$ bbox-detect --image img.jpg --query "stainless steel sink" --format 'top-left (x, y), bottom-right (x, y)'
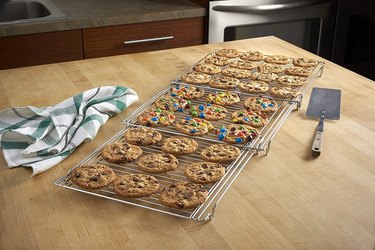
top-left (0, 0), bottom-right (66, 25)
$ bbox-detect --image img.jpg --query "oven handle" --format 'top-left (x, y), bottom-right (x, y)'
top-left (212, 0), bottom-right (329, 12)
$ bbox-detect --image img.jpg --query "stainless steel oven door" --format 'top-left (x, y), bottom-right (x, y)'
top-left (208, 0), bottom-right (337, 59)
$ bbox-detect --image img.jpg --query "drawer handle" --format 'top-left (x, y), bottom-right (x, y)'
top-left (123, 36), bottom-right (174, 45)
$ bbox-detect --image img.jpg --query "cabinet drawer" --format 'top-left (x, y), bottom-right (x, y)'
top-left (0, 30), bottom-right (83, 70)
top-left (83, 17), bottom-right (205, 58)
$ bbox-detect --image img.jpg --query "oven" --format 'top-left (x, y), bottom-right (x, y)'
top-left (208, 0), bottom-right (338, 59)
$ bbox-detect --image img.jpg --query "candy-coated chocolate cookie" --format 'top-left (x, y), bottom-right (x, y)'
top-left (175, 117), bottom-right (214, 136)
top-left (231, 109), bottom-right (268, 127)
top-left (154, 96), bottom-right (189, 112)
top-left (206, 91), bottom-right (241, 106)
top-left (170, 85), bottom-right (204, 99)
top-left (216, 124), bottom-right (259, 144)
top-left (137, 107), bottom-right (176, 127)
top-left (244, 97), bottom-right (278, 113)
top-left (189, 104), bottom-right (227, 121)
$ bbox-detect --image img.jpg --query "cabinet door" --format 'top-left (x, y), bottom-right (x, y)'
top-left (83, 17), bottom-right (205, 58)
top-left (0, 30), bottom-right (83, 70)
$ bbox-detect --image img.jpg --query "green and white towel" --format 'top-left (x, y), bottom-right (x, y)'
top-left (0, 86), bottom-right (138, 176)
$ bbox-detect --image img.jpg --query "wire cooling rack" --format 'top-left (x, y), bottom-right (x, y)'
top-left (55, 50), bottom-right (324, 222)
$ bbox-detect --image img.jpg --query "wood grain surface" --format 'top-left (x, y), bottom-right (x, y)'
top-left (0, 36), bottom-right (374, 249)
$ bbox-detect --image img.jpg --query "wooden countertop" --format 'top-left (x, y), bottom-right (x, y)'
top-left (1, 37), bottom-right (375, 249)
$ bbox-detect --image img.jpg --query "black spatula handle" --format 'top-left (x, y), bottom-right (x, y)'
top-left (312, 111), bottom-right (325, 157)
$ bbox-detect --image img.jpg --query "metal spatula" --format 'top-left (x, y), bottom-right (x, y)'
top-left (306, 87), bottom-right (341, 157)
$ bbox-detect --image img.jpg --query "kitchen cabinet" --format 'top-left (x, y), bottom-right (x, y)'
top-left (83, 17), bottom-right (205, 58)
top-left (0, 30), bottom-right (83, 70)
top-left (0, 17), bottom-right (205, 69)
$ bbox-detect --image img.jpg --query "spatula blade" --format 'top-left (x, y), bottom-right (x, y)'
top-left (306, 87), bottom-right (341, 120)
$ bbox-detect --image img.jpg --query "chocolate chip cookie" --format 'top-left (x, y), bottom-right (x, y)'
top-left (257, 63), bottom-right (284, 74)
top-left (113, 173), bottom-right (160, 198)
top-left (193, 63), bottom-right (221, 75)
top-left (208, 76), bottom-right (239, 89)
top-left (264, 55), bottom-right (289, 64)
top-left (238, 80), bottom-right (269, 94)
top-left (240, 51), bottom-right (264, 61)
top-left (184, 162), bottom-right (226, 184)
top-left (124, 127), bottom-right (162, 146)
top-left (161, 136), bottom-right (199, 155)
top-left (101, 142), bottom-right (143, 163)
top-left (284, 66), bottom-right (312, 77)
top-left (229, 60), bottom-right (258, 70)
top-left (205, 55), bottom-right (229, 66)
top-left (215, 48), bottom-right (241, 58)
top-left (250, 72), bottom-right (278, 83)
top-left (222, 67), bottom-right (252, 79)
top-left (200, 144), bottom-right (241, 163)
top-left (180, 71), bottom-right (211, 85)
top-left (159, 182), bottom-right (208, 209)
top-left (293, 57), bottom-right (318, 67)
top-left (136, 153), bottom-right (178, 174)
top-left (276, 75), bottom-right (306, 87)
top-left (70, 165), bottom-right (116, 189)
top-left (269, 86), bottom-right (299, 99)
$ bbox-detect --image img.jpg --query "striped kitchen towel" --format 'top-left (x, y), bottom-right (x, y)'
top-left (0, 86), bottom-right (138, 176)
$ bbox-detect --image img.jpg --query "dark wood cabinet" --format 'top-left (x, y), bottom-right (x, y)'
top-left (82, 17), bottom-right (205, 58)
top-left (0, 30), bottom-right (83, 70)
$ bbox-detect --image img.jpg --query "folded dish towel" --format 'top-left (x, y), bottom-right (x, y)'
top-left (0, 86), bottom-right (138, 176)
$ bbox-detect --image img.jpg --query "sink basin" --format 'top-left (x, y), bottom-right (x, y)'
top-left (0, 0), bottom-right (66, 25)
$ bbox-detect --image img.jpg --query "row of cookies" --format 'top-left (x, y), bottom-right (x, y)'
top-left (70, 165), bottom-right (207, 209)
top-left (179, 48), bottom-right (318, 99)
top-left (70, 127), bottom-right (243, 208)
top-left (136, 88), bottom-right (280, 143)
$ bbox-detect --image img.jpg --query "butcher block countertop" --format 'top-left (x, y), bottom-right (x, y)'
top-left (1, 37), bottom-right (375, 249)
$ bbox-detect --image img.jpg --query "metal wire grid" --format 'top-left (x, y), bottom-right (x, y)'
top-left (54, 51), bottom-right (324, 222)
top-left (54, 126), bottom-right (256, 221)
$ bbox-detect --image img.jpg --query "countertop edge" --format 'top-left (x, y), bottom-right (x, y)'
top-left (0, 6), bottom-right (206, 37)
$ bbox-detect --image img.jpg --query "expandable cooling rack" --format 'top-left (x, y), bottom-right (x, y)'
top-left (55, 51), bottom-right (324, 222)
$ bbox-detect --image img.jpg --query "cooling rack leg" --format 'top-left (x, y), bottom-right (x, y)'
top-left (266, 140), bottom-right (272, 155)
top-left (318, 65), bottom-right (324, 77)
